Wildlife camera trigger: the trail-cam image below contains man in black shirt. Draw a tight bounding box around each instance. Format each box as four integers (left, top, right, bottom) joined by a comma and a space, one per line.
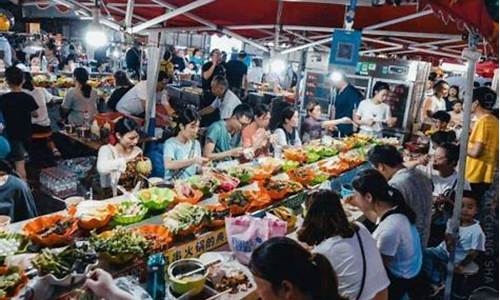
201, 49, 226, 126
0, 66, 38, 180
125, 40, 141, 80
333, 77, 363, 137
224, 51, 248, 99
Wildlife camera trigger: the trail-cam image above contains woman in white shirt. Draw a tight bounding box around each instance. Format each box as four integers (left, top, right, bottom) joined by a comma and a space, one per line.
297, 189, 389, 300
272, 106, 301, 157
96, 117, 143, 195
22, 72, 61, 156
354, 82, 396, 137
350, 169, 423, 300
421, 80, 449, 125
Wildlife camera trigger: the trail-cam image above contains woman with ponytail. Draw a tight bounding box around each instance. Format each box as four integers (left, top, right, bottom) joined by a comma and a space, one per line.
163, 106, 208, 181
249, 237, 347, 300
298, 190, 389, 300
351, 169, 422, 300
61, 67, 98, 126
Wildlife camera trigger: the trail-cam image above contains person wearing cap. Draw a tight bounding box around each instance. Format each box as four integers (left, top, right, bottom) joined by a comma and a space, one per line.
466, 87, 499, 201
332, 76, 364, 137
224, 51, 248, 99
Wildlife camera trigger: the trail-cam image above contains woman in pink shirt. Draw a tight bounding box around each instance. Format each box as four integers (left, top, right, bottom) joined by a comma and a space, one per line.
241, 104, 271, 157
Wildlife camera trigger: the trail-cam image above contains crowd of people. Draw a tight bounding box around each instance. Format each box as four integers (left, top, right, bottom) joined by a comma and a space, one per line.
0, 38, 498, 300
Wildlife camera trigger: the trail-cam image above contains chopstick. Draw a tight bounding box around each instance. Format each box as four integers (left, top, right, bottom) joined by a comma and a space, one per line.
205, 289, 232, 300
176, 259, 221, 280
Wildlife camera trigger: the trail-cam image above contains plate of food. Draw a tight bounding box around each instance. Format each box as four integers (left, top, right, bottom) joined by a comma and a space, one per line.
113, 201, 148, 225
200, 252, 255, 299
0, 232, 29, 262
138, 187, 176, 210
23, 214, 79, 247
187, 175, 220, 197
318, 159, 350, 177
90, 227, 150, 265
270, 206, 297, 230
228, 166, 254, 185
282, 148, 307, 164
205, 204, 230, 228
208, 171, 240, 193
263, 179, 303, 201
32, 243, 98, 286
174, 182, 204, 205
281, 160, 300, 172
218, 190, 251, 216
76, 201, 116, 230
0, 266, 28, 300
133, 225, 173, 252
162, 203, 208, 237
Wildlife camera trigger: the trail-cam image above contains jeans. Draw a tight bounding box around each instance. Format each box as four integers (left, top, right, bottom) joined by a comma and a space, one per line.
423, 247, 449, 284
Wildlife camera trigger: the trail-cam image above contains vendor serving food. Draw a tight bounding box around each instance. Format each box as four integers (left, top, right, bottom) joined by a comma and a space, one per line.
164, 106, 208, 181
353, 82, 396, 137
301, 100, 352, 143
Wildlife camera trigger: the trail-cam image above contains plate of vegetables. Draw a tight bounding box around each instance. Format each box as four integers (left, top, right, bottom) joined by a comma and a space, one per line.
228, 167, 254, 185
113, 201, 148, 225
187, 175, 220, 197
0, 266, 28, 300
162, 203, 208, 237
0, 233, 29, 262
205, 204, 230, 228
281, 160, 300, 172
133, 225, 173, 252
138, 187, 176, 210
219, 190, 251, 216
32, 243, 98, 286
264, 179, 303, 201
90, 227, 150, 265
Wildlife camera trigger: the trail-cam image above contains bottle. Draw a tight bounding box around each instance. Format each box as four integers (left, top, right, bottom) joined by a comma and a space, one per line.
83, 111, 90, 128
146, 253, 166, 300
90, 120, 100, 141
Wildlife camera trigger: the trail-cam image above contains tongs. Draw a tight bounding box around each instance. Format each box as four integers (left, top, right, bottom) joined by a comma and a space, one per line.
116, 182, 142, 203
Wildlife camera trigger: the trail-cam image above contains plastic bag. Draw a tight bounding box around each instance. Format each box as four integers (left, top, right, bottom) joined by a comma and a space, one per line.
225, 215, 287, 265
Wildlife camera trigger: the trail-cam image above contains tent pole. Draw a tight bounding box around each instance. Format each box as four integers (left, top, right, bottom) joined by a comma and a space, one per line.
443, 32, 481, 300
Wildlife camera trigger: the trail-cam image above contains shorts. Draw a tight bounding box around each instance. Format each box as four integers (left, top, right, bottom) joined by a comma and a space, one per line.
32, 124, 52, 134
8, 140, 27, 162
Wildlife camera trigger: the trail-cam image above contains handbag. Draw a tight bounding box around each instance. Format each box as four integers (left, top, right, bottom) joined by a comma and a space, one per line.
355, 228, 367, 300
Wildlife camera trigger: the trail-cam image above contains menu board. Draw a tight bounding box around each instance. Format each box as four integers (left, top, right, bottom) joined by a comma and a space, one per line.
303, 71, 333, 115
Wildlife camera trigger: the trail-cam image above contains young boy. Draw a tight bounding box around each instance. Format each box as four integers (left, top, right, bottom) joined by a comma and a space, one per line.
423, 191, 486, 294
0, 66, 38, 179
449, 100, 463, 128
428, 110, 456, 154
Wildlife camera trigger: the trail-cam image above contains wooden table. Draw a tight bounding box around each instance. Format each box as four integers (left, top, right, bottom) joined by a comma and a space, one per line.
57, 130, 158, 152
57, 130, 103, 151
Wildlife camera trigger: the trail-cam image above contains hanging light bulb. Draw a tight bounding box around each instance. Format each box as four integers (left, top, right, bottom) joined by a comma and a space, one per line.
85, 1, 108, 48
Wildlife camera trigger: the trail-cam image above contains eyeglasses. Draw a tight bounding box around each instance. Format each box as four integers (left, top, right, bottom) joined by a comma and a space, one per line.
237, 118, 252, 127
